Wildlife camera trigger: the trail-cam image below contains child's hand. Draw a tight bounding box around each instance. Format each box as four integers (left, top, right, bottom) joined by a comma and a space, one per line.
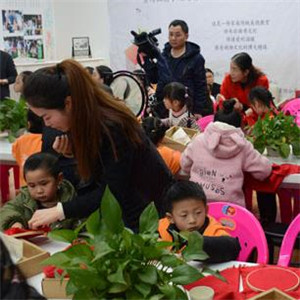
53, 135, 74, 158
11, 222, 23, 228
28, 207, 60, 229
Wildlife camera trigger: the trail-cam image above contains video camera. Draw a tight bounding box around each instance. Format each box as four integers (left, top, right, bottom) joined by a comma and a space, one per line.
131, 28, 161, 59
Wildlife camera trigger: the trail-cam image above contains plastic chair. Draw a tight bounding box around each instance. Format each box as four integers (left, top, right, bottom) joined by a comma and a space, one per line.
280, 98, 300, 127
196, 115, 214, 132
208, 202, 269, 263
277, 214, 300, 267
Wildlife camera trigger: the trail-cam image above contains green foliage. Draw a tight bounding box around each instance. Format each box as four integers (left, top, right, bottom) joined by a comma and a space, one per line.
0, 98, 27, 142
247, 112, 300, 158
44, 186, 223, 299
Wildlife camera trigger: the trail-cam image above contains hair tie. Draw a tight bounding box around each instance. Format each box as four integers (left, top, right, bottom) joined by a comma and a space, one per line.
185, 86, 188, 98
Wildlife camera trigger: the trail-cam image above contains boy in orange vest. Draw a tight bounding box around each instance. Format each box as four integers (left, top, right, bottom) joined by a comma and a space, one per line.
159, 181, 241, 263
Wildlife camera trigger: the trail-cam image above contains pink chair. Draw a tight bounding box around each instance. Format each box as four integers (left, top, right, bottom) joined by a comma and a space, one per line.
208, 202, 269, 263
277, 214, 300, 267
196, 115, 214, 132
280, 98, 300, 127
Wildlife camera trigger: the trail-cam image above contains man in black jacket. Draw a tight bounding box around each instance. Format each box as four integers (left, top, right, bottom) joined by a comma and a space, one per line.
142, 20, 207, 118
0, 50, 17, 100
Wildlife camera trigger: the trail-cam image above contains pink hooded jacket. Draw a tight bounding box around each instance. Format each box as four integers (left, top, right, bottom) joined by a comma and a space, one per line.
181, 122, 272, 206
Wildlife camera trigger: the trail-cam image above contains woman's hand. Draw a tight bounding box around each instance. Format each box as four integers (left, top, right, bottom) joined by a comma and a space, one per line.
53, 135, 74, 158
28, 207, 60, 229
11, 222, 23, 228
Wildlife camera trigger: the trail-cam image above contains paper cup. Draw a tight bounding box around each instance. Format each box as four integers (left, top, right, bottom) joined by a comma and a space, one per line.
189, 286, 215, 300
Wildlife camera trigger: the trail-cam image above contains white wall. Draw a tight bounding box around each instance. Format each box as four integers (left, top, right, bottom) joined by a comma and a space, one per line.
52, 0, 110, 64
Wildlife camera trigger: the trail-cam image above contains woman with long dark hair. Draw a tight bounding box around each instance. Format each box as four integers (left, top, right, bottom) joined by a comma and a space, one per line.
23, 59, 173, 231
219, 52, 269, 111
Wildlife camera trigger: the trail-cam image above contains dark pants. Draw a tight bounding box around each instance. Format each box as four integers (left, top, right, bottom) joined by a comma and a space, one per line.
257, 192, 277, 227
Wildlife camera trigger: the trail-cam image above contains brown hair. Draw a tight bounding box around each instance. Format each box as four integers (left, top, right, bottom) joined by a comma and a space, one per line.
23, 59, 142, 180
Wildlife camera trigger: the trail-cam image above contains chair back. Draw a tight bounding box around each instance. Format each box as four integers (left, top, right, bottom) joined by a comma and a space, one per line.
208, 202, 269, 263
196, 115, 214, 132
281, 98, 300, 127
277, 213, 300, 267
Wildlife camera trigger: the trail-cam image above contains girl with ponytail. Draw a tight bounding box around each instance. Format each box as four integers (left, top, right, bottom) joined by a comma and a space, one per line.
162, 82, 199, 129
180, 99, 272, 207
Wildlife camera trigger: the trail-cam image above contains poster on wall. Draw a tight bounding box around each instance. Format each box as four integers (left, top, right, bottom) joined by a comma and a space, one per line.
107, 0, 300, 101
2, 10, 44, 60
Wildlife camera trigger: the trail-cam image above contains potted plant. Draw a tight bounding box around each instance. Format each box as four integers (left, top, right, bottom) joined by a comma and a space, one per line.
43, 187, 223, 299
0, 98, 27, 142
247, 112, 300, 158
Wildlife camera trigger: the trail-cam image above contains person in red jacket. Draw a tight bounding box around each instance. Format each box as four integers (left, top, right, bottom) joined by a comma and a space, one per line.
219, 52, 269, 111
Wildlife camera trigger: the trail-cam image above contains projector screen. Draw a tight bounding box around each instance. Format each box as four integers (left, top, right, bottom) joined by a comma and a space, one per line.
108, 0, 300, 101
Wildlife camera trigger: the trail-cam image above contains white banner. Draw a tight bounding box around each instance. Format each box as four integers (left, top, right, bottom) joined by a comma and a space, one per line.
108, 0, 300, 101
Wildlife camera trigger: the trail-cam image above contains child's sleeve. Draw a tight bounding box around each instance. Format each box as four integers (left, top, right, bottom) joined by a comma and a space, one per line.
242, 140, 272, 180
0, 194, 29, 230
180, 142, 194, 174
202, 236, 241, 263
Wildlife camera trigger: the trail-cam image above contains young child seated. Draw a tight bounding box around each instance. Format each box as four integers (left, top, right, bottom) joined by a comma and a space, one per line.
142, 116, 181, 174
245, 86, 278, 126
162, 82, 199, 129
158, 180, 241, 263
0, 152, 77, 231
13, 71, 33, 100
181, 99, 272, 207
12, 109, 43, 186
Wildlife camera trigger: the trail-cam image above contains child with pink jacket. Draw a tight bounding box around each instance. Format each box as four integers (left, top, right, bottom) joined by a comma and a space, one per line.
181, 99, 272, 207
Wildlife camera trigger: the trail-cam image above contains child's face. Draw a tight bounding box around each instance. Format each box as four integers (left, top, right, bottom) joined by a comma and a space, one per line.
167, 198, 207, 232
13, 74, 24, 93
163, 98, 182, 112
251, 99, 266, 116
25, 169, 61, 205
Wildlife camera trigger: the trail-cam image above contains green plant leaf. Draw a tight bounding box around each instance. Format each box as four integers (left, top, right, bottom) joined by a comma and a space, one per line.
48, 229, 77, 243
107, 283, 128, 294
68, 268, 107, 288
41, 252, 70, 267
137, 265, 158, 284
158, 284, 176, 299
134, 282, 152, 298
139, 202, 159, 234
160, 254, 181, 267
101, 186, 124, 233
279, 143, 290, 158
148, 295, 165, 300
107, 264, 128, 285
292, 141, 300, 156
86, 209, 101, 235
93, 241, 115, 262
202, 266, 227, 282
65, 279, 78, 296
182, 231, 209, 261
171, 264, 203, 284
174, 285, 189, 300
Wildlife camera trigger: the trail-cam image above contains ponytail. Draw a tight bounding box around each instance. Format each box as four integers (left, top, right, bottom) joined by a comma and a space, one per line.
214, 99, 242, 128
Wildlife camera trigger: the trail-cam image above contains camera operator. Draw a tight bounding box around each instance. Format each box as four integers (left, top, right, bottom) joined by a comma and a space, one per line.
139, 20, 207, 119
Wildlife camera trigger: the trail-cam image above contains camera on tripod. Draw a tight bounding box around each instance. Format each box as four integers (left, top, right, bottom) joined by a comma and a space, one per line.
131, 28, 161, 59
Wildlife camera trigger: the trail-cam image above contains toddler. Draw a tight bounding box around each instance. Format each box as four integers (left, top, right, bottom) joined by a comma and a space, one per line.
142, 116, 181, 174
0, 152, 77, 230
162, 82, 198, 129
181, 99, 272, 207
159, 181, 241, 263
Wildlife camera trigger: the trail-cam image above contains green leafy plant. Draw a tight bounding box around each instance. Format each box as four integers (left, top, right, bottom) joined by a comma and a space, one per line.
0, 98, 27, 142
247, 112, 300, 158
43, 187, 223, 299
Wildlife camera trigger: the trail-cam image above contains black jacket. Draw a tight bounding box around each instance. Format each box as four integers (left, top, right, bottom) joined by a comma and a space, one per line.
0, 50, 17, 100
143, 41, 207, 115
63, 125, 174, 231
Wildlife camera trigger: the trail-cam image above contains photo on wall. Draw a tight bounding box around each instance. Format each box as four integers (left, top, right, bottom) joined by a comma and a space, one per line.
23, 14, 43, 36
1, 10, 44, 60
2, 10, 23, 34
